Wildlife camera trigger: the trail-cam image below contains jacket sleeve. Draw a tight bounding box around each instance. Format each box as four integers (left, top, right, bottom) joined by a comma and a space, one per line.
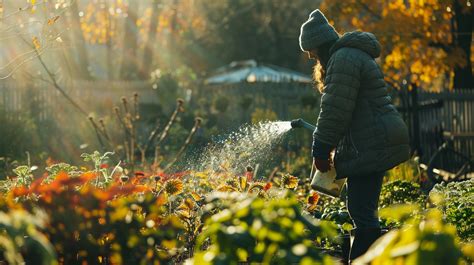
312, 48, 362, 158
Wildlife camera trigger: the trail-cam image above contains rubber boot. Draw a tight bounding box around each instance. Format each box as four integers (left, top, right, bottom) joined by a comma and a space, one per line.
335, 233, 351, 265
349, 227, 382, 263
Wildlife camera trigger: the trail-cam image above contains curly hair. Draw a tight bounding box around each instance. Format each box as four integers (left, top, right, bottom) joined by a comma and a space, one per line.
311, 39, 337, 94
313, 62, 325, 93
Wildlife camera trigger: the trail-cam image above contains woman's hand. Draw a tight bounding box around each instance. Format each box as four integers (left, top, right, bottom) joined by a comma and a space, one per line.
313, 157, 331, 173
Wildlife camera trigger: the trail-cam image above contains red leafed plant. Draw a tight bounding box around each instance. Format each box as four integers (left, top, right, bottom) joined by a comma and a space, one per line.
7, 170, 183, 265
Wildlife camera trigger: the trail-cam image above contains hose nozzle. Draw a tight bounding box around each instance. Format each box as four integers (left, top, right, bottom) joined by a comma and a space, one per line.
290, 118, 316, 131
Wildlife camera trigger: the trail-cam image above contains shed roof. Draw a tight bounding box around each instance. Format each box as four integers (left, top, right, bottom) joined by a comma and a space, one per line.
204, 60, 312, 85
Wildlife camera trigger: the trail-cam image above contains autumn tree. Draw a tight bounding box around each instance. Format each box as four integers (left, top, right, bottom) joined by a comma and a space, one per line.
320, 0, 473, 90
119, 0, 140, 80
69, 0, 92, 79
140, 0, 160, 78
190, 0, 317, 71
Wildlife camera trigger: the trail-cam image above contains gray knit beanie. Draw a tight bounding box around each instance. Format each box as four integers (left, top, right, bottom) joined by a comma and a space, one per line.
299, 9, 339, 52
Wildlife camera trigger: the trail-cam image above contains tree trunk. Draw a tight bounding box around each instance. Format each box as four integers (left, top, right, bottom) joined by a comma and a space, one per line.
119, 0, 140, 80
140, 0, 160, 79
452, 0, 473, 89
104, 0, 113, 80
168, 0, 178, 69
69, 0, 92, 80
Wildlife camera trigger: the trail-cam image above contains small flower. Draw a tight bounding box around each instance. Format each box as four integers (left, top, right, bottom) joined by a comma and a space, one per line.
307, 192, 320, 205
164, 179, 183, 196
263, 182, 272, 191
134, 171, 145, 177
281, 174, 298, 189
120, 175, 129, 183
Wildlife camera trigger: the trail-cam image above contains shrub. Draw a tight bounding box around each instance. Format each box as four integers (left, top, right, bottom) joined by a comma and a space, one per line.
0, 210, 56, 265
430, 179, 473, 241
6, 170, 185, 264
379, 180, 425, 209
251, 108, 278, 124
355, 206, 472, 265
188, 192, 336, 265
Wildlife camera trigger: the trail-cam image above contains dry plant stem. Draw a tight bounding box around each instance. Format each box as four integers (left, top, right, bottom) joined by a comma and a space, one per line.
114, 106, 131, 158
124, 140, 130, 162
114, 107, 130, 135
122, 97, 137, 168
157, 99, 184, 146
131, 103, 139, 169
115, 102, 135, 165
143, 120, 161, 153
98, 119, 110, 141
164, 118, 202, 171
138, 147, 146, 165
133, 92, 139, 120
121, 97, 130, 117
153, 146, 160, 166
88, 116, 106, 151
130, 126, 135, 168
88, 116, 116, 152
153, 149, 166, 169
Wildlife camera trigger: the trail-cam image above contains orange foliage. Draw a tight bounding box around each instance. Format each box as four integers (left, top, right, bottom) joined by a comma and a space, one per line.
321, 0, 471, 91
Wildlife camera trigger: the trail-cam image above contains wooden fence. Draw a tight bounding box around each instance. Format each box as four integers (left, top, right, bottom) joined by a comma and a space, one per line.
398, 88, 474, 163
0, 79, 156, 120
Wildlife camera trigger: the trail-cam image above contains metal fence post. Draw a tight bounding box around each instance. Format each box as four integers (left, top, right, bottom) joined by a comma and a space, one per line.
411, 84, 421, 157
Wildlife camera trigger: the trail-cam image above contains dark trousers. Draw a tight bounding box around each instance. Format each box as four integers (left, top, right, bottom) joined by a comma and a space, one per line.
346, 171, 385, 228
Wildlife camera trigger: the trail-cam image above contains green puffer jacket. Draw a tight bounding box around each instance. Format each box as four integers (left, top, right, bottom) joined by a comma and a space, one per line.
313, 31, 410, 178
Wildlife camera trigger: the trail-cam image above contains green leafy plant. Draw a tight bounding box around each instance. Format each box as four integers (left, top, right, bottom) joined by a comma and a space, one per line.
81, 151, 119, 186
318, 197, 352, 232
189, 192, 336, 265
45, 163, 79, 176
12, 165, 34, 187
355, 206, 472, 265
385, 156, 421, 183
0, 210, 57, 265
430, 179, 473, 241
379, 180, 425, 209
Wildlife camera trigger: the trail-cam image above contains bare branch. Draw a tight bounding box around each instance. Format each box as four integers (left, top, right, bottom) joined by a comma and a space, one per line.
164, 117, 202, 171
157, 99, 185, 145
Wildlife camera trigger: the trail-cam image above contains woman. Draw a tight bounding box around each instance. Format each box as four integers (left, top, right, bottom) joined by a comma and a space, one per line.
299, 9, 410, 263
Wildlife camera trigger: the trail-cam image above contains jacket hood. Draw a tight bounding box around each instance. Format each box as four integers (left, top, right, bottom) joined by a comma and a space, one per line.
329, 31, 381, 58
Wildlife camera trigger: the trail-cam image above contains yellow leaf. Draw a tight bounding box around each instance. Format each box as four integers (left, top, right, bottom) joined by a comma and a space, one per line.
32, 37, 40, 50
193, 172, 208, 178
239, 176, 247, 190
178, 198, 195, 211
184, 198, 195, 209
47, 16, 60, 25
217, 185, 237, 192
190, 191, 202, 201
176, 209, 190, 219
307, 204, 318, 211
